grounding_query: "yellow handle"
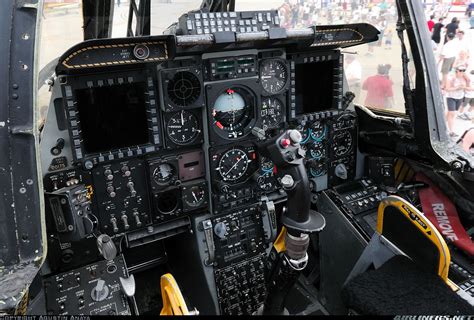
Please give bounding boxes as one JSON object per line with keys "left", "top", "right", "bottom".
{"left": 160, "top": 273, "right": 190, "bottom": 316}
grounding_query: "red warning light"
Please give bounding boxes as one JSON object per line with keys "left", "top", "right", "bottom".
{"left": 226, "top": 89, "right": 235, "bottom": 95}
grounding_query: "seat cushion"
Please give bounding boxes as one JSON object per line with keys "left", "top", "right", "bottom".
{"left": 342, "top": 255, "right": 473, "bottom": 315}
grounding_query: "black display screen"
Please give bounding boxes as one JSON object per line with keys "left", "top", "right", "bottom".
{"left": 75, "top": 83, "right": 149, "bottom": 154}
{"left": 295, "top": 60, "right": 335, "bottom": 115}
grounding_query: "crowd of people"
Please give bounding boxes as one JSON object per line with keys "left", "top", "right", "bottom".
{"left": 276, "top": 1, "right": 473, "bottom": 153}
{"left": 278, "top": 0, "right": 396, "bottom": 29}
{"left": 278, "top": 0, "right": 400, "bottom": 110}
{"left": 428, "top": 11, "right": 474, "bottom": 152}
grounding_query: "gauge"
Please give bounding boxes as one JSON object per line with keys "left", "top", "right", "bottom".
{"left": 217, "top": 148, "right": 251, "bottom": 182}
{"left": 261, "top": 157, "right": 275, "bottom": 172}
{"left": 183, "top": 184, "right": 206, "bottom": 208}
{"left": 297, "top": 124, "right": 310, "bottom": 144}
{"left": 212, "top": 88, "right": 254, "bottom": 139}
{"left": 260, "top": 59, "right": 288, "bottom": 94}
{"left": 257, "top": 157, "right": 278, "bottom": 191}
{"left": 310, "top": 121, "right": 327, "bottom": 141}
{"left": 167, "top": 110, "right": 200, "bottom": 145}
{"left": 333, "top": 131, "right": 353, "bottom": 156}
{"left": 261, "top": 97, "right": 284, "bottom": 130}
{"left": 308, "top": 142, "right": 326, "bottom": 159}
{"left": 310, "top": 165, "right": 326, "bottom": 178}
{"left": 153, "top": 163, "right": 175, "bottom": 185}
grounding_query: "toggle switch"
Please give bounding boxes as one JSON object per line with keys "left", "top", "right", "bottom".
{"left": 127, "top": 181, "right": 137, "bottom": 197}
{"left": 133, "top": 212, "right": 142, "bottom": 227}
{"left": 121, "top": 215, "right": 130, "bottom": 230}
{"left": 110, "top": 217, "right": 119, "bottom": 233}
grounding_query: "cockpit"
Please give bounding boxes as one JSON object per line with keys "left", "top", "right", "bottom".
{"left": 0, "top": 0, "right": 473, "bottom": 316}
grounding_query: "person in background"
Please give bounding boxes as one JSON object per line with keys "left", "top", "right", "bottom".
{"left": 345, "top": 54, "right": 362, "bottom": 101}
{"left": 466, "top": 1, "right": 474, "bottom": 17}
{"left": 445, "top": 66, "right": 468, "bottom": 138}
{"left": 457, "top": 128, "right": 474, "bottom": 154}
{"left": 432, "top": 17, "right": 445, "bottom": 45}
{"left": 384, "top": 27, "right": 393, "bottom": 49}
{"left": 453, "top": 50, "right": 469, "bottom": 71}
{"left": 427, "top": 14, "right": 435, "bottom": 32}
{"left": 362, "top": 64, "right": 394, "bottom": 109}
{"left": 438, "top": 33, "right": 458, "bottom": 89}
{"left": 444, "top": 17, "right": 459, "bottom": 43}
{"left": 452, "top": 30, "right": 470, "bottom": 56}
{"left": 458, "top": 70, "right": 474, "bottom": 120}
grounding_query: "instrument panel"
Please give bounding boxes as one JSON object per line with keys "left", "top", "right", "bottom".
{"left": 44, "top": 43, "right": 358, "bottom": 239}
{"left": 40, "top": 27, "right": 365, "bottom": 315}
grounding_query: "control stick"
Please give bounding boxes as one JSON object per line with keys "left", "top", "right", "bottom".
{"left": 255, "top": 129, "right": 326, "bottom": 315}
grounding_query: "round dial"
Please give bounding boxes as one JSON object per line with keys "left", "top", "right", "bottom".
{"left": 212, "top": 88, "right": 254, "bottom": 139}
{"left": 167, "top": 110, "right": 200, "bottom": 145}
{"left": 297, "top": 124, "right": 310, "bottom": 144}
{"left": 183, "top": 185, "right": 206, "bottom": 207}
{"left": 310, "top": 121, "right": 327, "bottom": 141}
{"left": 310, "top": 164, "right": 326, "bottom": 177}
{"left": 260, "top": 59, "right": 288, "bottom": 94}
{"left": 217, "top": 149, "right": 250, "bottom": 182}
{"left": 153, "top": 163, "right": 175, "bottom": 185}
{"left": 333, "top": 131, "right": 353, "bottom": 156}
{"left": 261, "top": 97, "right": 284, "bottom": 130}
{"left": 308, "top": 142, "right": 326, "bottom": 159}
{"left": 257, "top": 157, "right": 277, "bottom": 191}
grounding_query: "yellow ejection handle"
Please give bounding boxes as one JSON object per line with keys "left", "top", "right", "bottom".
{"left": 160, "top": 273, "right": 190, "bottom": 316}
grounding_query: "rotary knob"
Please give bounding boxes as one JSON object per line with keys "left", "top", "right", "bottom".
{"left": 91, "top": 279, "right": 109, "bottom": 302}
{"left": 214, "top": 222, "right": 227, "bottom": 239}
{"left": 121, "top": 166, "right": 131, "bottom": 177}
{"left": 104, "top": 169, "right": 114, "bottom": 181}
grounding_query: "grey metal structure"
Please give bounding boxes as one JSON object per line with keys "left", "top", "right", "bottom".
{"left": 0, "top": 0, "right": 45, "bottom": 313}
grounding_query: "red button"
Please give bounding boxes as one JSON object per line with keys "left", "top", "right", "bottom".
{"left": 280, "top": 138, "right": 291, "bottom": 148}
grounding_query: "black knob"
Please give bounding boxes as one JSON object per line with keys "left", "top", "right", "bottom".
{"left": 50, "top": 138, "right": 65, "bottom": 156}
